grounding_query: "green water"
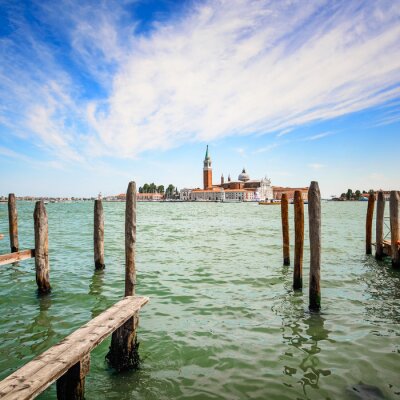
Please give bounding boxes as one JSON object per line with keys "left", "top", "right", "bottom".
{"left": 0, "top": 201, "right": 399, "bottom": 399}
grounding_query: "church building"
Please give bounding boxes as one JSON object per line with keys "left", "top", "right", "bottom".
{"left": 180, "top": 146, "right": 274, "bottom": 202}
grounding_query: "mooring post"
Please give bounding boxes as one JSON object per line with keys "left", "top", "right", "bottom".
{"left": 366, "top": 192, "right": 375, "bottom": 254}
{"left": 281, "top": 193, "right": 290, "bottom": 266}
{"left": 34, "top": 200, "right": 51, "bottom": 294}
{"left": 293, "top": 190, "right": 304, "bottom": 290}
{"left": 94, "top": 199, "right": 105, "bottom": 270}
{"left": 8, "top": 193, "right": 19, "bottom": 252}
{"left": 107, "top": 181, "right": 139, "bottom": 370}
{"left": 308, "top": 181, "right": 321, "bottom": 311}
{"left": 56, "top": 354, "right": 90, "bottom": 400}
{"left": 375, "top": 191, "right": 385, "bottom": 260}
{"left": 390, "top": 191, "right": 400, "bottom": 268}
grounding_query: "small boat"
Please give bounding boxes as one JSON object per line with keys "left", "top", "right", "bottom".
{"left": 258, "top": 201, "right": 280, "bottom": 205}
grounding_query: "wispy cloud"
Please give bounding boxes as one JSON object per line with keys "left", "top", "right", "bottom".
{"left": 1, "top": 0, "right": 400, "bottom": 161}
{"left": 253, "top": 143, "right": 279, "bottom": 154}
{"left": 303, "top": 132, "right": 334, "bottom": 141}
{"left": 308, "top": 163, "right": 325, "bottom": 170}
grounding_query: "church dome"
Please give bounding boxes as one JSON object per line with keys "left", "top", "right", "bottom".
{"left": 238, "top": 168, "right": 250, "bottom": 182}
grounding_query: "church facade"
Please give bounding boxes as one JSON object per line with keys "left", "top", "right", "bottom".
{"left": 180, "top": 146, "right": 274, "bottom": 202}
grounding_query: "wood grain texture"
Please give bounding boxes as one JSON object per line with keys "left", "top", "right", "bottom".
{"left": 281, "top": 193, "right": 290, "bottom": 266}
{"left": 125, "top": 181, "right": 137, "bottom": 297}
{"left": 94, "top": 200, "right": 105, "bottom": 270}
{"left": 34, "top": 201, "right": 51, "bottom": 294}
{"left": 375, "top": 191, "right": 385, "bottom": 260}
{"left": 308, "top": 181, "right": 321, "bottom": 311}
{"left": 8, "top": 194, "right": 18, "bottom": 252}
{"left": 366, "top": 192, "right": 375, "bottom": 254}
{"left": 293, "top": 191, "right": 304, "bottom": 290}
{"left": 0, "top": 249, "right": 35, "bottom": 266}
{"left": 0, "top": 296, "right": 149, "bottom": 400}
{"left": 108, "top": 182, "right": 140, "bottom": 371}
{"left": 390, "top": 191, "right": 400, "bottom": 268}
{"left": 56, "top": 354, "right": 90, "bottom": 400}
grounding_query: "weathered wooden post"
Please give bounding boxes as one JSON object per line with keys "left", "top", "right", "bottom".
{"left": 107, "top": 181, "right": 139, "bottom": 370}
{"left": 308, "top": 181, "right": 321, "bottom": 311}
{"left": 8, "top": 193, "right": 19, "bottom": 252}
{"left": 366, "top": 192, "right": 375, "bottom": 254}
{"left": 293, "top": 190, "right": 304, "bottom": 289}
{"left": 375, "top": 191, "right": 385, "bottom": 260}
{"left": 281, "top": 193, "right": 290, "bottom": 266}
{"left": 56, "top": 354, "right": 90, "bottom": 400}
{"left": 94, "top": 199, "right": 105, "bottom": 270}
{"left": 34, "top": 200, "right": 51, "bottom": 294}
{"left": 390, "top": 191, "right": 400, "bottom": 268}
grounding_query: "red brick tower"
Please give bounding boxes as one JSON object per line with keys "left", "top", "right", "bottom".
{"left": 203, "top": 145, "right": 212, "bottom": 189}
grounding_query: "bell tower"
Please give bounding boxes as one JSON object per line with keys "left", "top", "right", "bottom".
{"left": 203, "top": 145, "right": 212, "bottom": 189}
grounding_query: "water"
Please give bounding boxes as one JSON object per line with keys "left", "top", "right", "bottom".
{"left": 0, "top": 201, "right": 399, "bottom": 399}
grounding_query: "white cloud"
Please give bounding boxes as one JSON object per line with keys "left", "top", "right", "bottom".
{"left": 1, "top": 0, "right": 400, "bottom": 161}
{"left": 308, "top": 163, "right": 325, "bottom": 170}
{"left": 253, "top": 143, "right": 279, "bottom": 154}
{"left": 303, "top": 132, "right": 334, "bottom": 141}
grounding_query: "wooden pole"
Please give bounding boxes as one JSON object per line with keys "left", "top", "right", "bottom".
{"left": 94, "top": 200, "right": 105, "bottom": 270}
{"left": 366, "top": 192, "right": 375, "bottom": 254}
{"left": 390, "top": 191, "right": 400, "bottom": 268}
{"left": 34, "top": 200, "right": 51, "bottom": 294}
{"left": 56, "top": 354, "right": 90, "bottom": 400}
{"left": 375, "top": 191, "right": 385, "bottom": 260}
{"left": 8, "top": 193, "right": 19, "bottom": 252}
{"left": 281, "top": 193, "right": 290, "bottom": 266}
{"left": 308, "top": 181, "right": 321, "bottom": 311}
{"left": 125, "top": 181, "right": 136, "bottom": 296}
{"left": 107, "top": 181, "right": 139, "bottom": 370}
{"left": 293, "top": 190, "right": 304, "bottom": 290}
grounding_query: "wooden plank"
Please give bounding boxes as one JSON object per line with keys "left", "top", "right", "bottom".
{"left": 293, "top": 190, "right": 304, "bottom": 290}
{"left": 108, "top": 182, "right": 139, "bottom": 371}
{"left": 8, "top": 194, "right": 19, "bottom": 252}
{"left": 94, "top": 200, "right": 105, "bottom": 270}
{"left": 308, "top": 181, "right": 321, "bottom": 311}
{"left": 34, "top": 201, "right": 51, "bottom": 294}
{"left": 0, "top": 296, "right": 149, "bottom": 400}
{"left": 390, "top": 191, "right": 400, "bottom": 268}
{"left": 375, "top": 191, "right": 385, "bottom": 260}
{"left": 0, "top": 249, "right": 35, "bottom": 266}
{"left": 125, "top": 181, "right": 137, "bottom": 297}
{"left": 281, "top": 193, "right": 290, "bottom": 266}
{"left": 365, "top": 192, "right": 375, "bottom": 254}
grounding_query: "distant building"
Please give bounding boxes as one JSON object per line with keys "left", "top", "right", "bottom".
{"left": 180, "top": 146, "right": 274, "bottom": 202}
{"left": 273, "top": 187, "right": 308, "bottom": 201}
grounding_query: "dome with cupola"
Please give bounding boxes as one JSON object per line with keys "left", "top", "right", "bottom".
{"left": 238, "top": 168, "right": 250, "bottom": 182}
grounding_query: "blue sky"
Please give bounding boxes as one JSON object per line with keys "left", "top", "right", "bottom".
{"left": 0, "top": 0, "right": 399, "bottom": 197}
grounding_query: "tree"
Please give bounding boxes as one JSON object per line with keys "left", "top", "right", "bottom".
{"left": 346, "top": 189, "right": 353, "bottom": 200}
{"left": 138, "top": 187, "right": 143, "bottom": 193}
{"left": 149, "top": 182, "right": 157, "bottom": 193}
{"left": 157, "top": 185, "right": 165, "bottom": 194}
{"left": 340, "top": 193, "right": 346, "bottom": 199}
{"left": 368, "top": 189, "right": 375, "bottom": 195}
{"left": 355, "top": 190, "right": 361, "bottom": 200}
{"left": 166, "top": 184, "right": 175, "bottom": 197}
{"left": 143, "top": 183, "right": 150, "bottom": 193}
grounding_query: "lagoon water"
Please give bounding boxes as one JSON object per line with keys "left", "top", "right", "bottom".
{"left": 0, "top": 201, "right": 399, "bottom": 399}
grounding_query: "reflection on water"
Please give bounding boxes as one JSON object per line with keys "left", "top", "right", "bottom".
{"left": 0, "top": 201, "right": 399, "bottom": 399}
{"left": 89, "top": 269, "right": 107, "bottom": 319}
{"left": 361, "top": 255, "right": 400, "bottom": 324}
{"left": 25, "top": 294, "right": 55, "bottom": 354}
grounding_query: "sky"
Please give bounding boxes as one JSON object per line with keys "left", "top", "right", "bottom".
{"left": 0, "top": 0, "right": 399, "bottom": 198}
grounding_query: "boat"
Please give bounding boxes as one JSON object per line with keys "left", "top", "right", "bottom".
{"left": 258, "top": 201, "right": 280, "bottom": 205}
